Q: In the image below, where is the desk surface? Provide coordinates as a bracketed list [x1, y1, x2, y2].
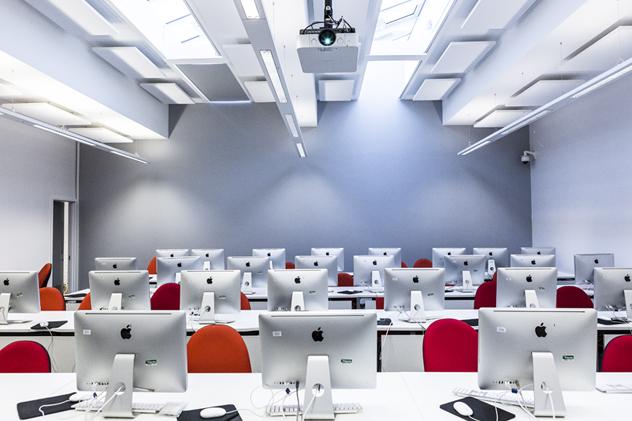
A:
[1, 372, 630, 420]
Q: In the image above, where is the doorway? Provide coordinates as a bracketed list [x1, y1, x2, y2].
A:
[52, 200, 75, 293]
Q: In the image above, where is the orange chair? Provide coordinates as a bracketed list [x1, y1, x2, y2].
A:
[147, 256, 157, 275]
[151, 283, 180, 310]
[423, 319, 478, 372]
[337, 272, 354, 287]
[240, 292, 251, 310]
[413, 258, 432, 268]
[78, 293, 92, 310]
[474, 280, 497, 309]
[556, 286, 593, 308]
[38, 263, 52, 288]
[187, 325, 252, 373]
[285, 261, 295, 269]
[39, 287, 66, 311]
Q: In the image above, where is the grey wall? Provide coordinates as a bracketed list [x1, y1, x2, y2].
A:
[531, 73, 632, 274]
[0, 118, 77, 271]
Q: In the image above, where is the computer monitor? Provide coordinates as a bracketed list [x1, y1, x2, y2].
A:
[267, 269, 329, 311]
[472, 247, 509, 273]
[226, 256, 270, 290]
[156, 256, 203, 285]
[74, 311, 187, 418]
[594, 268, 632, 319]
[353, 255, 396, 288]
[190, 249, 225, 270]
[295, 255, 338, 286]
[88, 271, 151, 311]
[383, 268, 445, 321]
[311, 248, 344, 272]
[574, 253, 615, 284]
[259, 311, 376, 420]
[496, 267, 557, 308]
[155, 249, 189, 258]
[180, 270, 241, 323]
[95, 257, 137, 271]
[444, 255, 486, 288]
[368, 248, 402, 267]
[431, 248, 467, 268]
[253, 248, 286, 269]
[479, 308, 596, 417]
[521, 247, 556, 256]
[0, 271, 40, 324]
[510, 254, 556, 268]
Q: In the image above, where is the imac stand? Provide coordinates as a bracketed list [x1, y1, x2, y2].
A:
[175, 272, 182, 284]
[0, 293, 9, 325]
[525, 290, 540, 309]
[407, 291, 425, 322]
[199, 292, 215, 323]
[291, 291, 305, 311]
[103, 354, 135, 418]
[304, 356, 334, 420]
[532, 352, 566, 417]
[369, 270, 382, 292]
[487, 259, 497, 277]
[108, 293, 123, 311]
[241, 272, 254, 294]
[462, 271, 474, 291]
[625, 290, 632, 321]
[203, 261, 211, 271]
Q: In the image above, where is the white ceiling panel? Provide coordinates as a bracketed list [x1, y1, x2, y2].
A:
[223, 44, 264, 78]
[69, 127, 133, 143]
[568, 25, 632, 71]
[244, 81, 275, 102]
[0, 82, 21, 97]
[461, 0, 535, 31]
[413, 78, 460, 101]
[318, 80, 355, 101]
[2, 102, 90, 126]
[508, 79, 585, 107]
[93, 47, 165, 80]
[140, 83, 194, 104]
[431, 41, 496, 74]
[474, 109, 530, 128]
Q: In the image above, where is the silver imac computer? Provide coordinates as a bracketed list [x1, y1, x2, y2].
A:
[383, 268, 445, 322]
[190, 249, 225, 270]
[472, 247, 509, 276]
[226, 256, 270, 292]
[594, 267, 632, 320]
[253, 248, 287, 269]
[521, 246, 556, 256]
[180, 270, 241, 323]
[353, 255, 396, 290]
[74, 311, 187, 418]
[95, 257, 137, 271]
[311, 248, 344, 272]
[155, 249, 189, 258]
[0, 271, 40, 324]
[267, 269, 329, 311]
[156, 256, 203, 285]
[510, 254, 556, 268]
[574, 253, 614, 284]
[496, 267, 557, 308]
[295, 255, 338, 286]
[368, 248, 402, 267]
[431, 247, 467, 268]
[89, 271, 151, 311]
[479, 308, 596, 417]
[444, 255, 486, 289]
[259, 311, 376, 420]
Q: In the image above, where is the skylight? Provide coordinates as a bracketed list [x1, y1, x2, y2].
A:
[370, 0, 454, 57]
[110, 0, 219, 60]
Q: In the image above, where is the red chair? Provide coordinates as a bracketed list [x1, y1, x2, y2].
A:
[78, 293, 91, 310]
[337, 273, 354, 287]
[151, 283, 180, 310]
[413, 258, 432, 268]
[187, 325, 251, 373]
[474, 280, 497, 309]
[602, 336, 632, 372]
[376, 297, 384, 310]
[556, 286, 593, 308]
[285, 262, 295, 269]
[147, 256, 157, 275]
[401, 261, 408, 268]
[39, 287, 66, 311]
[423, 319, 478, 372]
[0, 341, 51, 373]
[240, 292, 251, 310]
[38, 263, 52, 288]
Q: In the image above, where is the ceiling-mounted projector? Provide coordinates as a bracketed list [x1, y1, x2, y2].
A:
[297, 0, 359, 73]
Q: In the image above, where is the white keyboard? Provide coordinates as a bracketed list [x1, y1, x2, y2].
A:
[453, 387, 534, 408]
[596, 383, 632, 393]
[267, 403, 362, 416]
[73, 400, 163, 414]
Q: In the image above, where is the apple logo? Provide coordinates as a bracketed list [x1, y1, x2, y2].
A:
[489, 252, 493, 256]
[372, 260, 378, 266]
[537, 251, 542, 255]
[311, 327, 324, 342]
[531, 260, 537, 265]
[412, 276, 420, 284]
[535, 323, 547, 338]
[170, 253, 175, 258]
[205, 253, 210, 258]
[294, 277, 301, 284]
[625, 274, 631, 283]
[120, 324, 132, 340]
[463, 261, 469, 266]
[447, 252, 452, 256]
[526, 275, 533, 283]
[245, 262, 251, 268]
[383, 252, 388, 256]
[313, 261, 319, 267]
[267, 252, 271, 257]
[325, 252, 330, 256]
[206, 277, 213, 285]
[3, 279, 9, 286]
[112, 264, 118, 269]
[594, 259, 599, 264]
[114, 278, 121, 286]
[177, 262, 182, 268]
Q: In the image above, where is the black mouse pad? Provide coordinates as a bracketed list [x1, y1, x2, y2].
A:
[31, 321, 67, 330]
[178, 404, 241, 421]
[598, 318, 629, 325]
[377, 318, 392, 326]
[17, 393, 75, 419]
[337, 290, 361, 295]
[440, 397, 515, 421]
[461, 319, 479, 327]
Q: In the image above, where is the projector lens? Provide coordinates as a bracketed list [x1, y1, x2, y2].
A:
[318, 29, 336, 46]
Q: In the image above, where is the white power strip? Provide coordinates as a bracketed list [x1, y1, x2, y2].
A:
[267, 403, 362, 416]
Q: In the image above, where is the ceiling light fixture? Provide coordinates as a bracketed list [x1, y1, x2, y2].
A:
[37, 0, 117, 37]
[2, 102, 90, 126]
[259, 50, 287, 103]
[284, 114, 299, 138]
[296, 142, 307, 158]
[240, 0, 261, 19]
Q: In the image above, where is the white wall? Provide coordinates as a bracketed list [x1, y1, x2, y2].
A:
[0, 118, 77, 271]
[530, 73, 632, 273]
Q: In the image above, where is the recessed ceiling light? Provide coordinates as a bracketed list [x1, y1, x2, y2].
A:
[1, 103, 90, 126]
[296, 142, 306, 158]
[69, 127, 133, 144]
[284, 114, 299, 138]
[259, 50, 287, 103]
[93, 47, 165, 80]
[240, 0, 261, 19]
[140, 83, 194, 104]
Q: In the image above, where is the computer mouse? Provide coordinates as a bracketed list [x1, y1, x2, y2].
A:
[453, 401, 474, 417]
[199, 407, 227, 419]
[68, 393, 91, 402]
[40, 321, 49, 328]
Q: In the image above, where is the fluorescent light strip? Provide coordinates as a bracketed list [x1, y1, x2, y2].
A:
[34, 124, 95, 146]
[240, 0, 261, 19]
[296, 142, 306, 158]
[259, 50, 287, 103]
[284, 114, 299, 137]
[572, 64, 632, 99]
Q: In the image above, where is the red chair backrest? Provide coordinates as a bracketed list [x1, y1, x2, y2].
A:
[413, 258, 432, 268]
[0, 341, 51, 373]
[337, 272, 354, 287]
[240, 292, 251, 310]
[423, 319, 478, 372]
[151, 283, 180, 310]
[38, 263, 52, 288]
[285, 262, 295, 269]
[556, 286, 593, 308]
[376, 297, 384, 310]
[602, 335, 632, 372]
[474, 280, 497, 309]
[401, 261, 408, 268]
[78, 293, 92, 310]
[147, 256, 157, 275]
[39, 287, 66, 311]
[187, 325, 251, 373]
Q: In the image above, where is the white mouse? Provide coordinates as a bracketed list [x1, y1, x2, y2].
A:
[68, 393, 91, 402]
[453, 401, 474, 417]
[199, 407, 227, 419]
